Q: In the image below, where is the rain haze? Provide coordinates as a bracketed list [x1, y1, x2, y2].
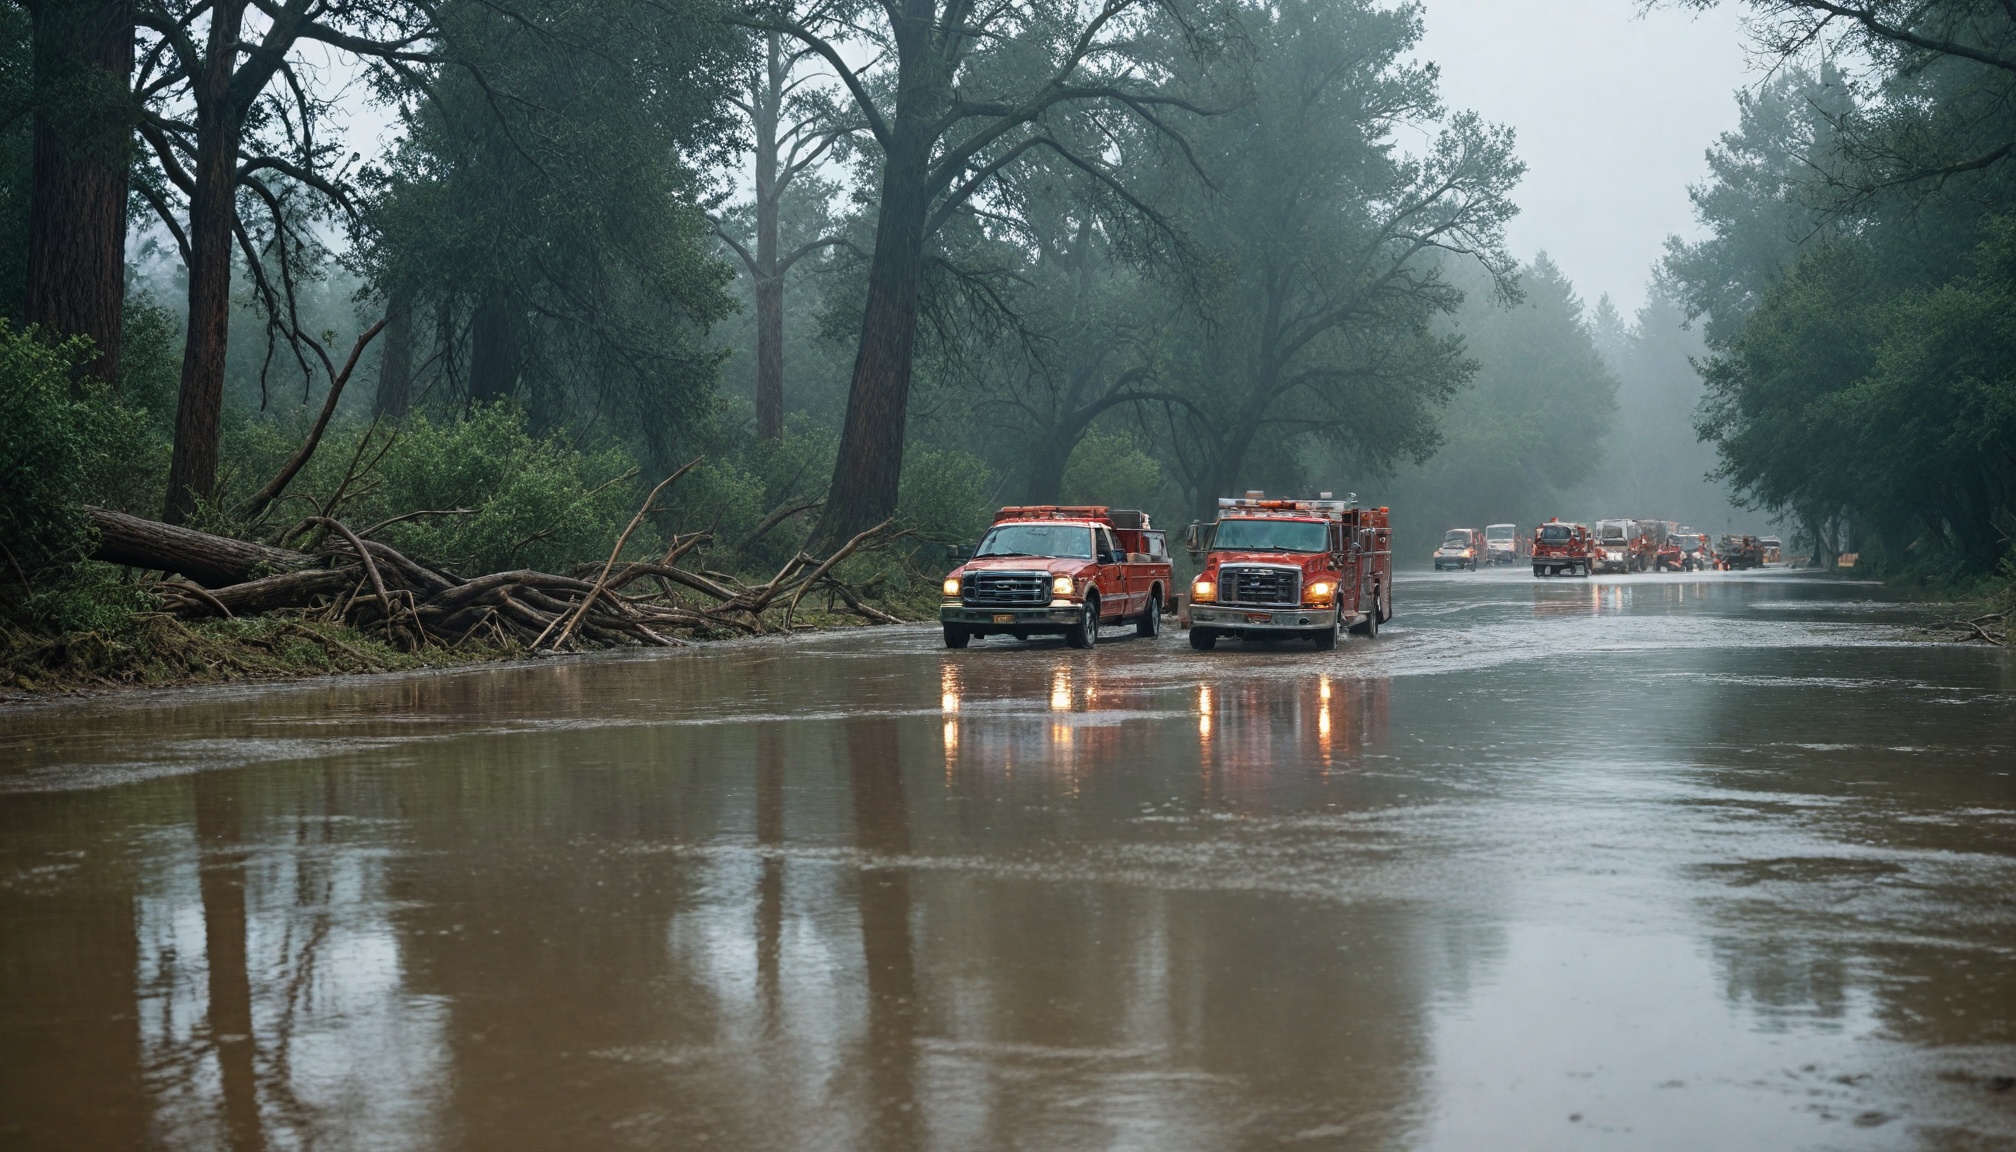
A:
[7, 0, 2016, 1149]
[1420, 0, 1754, 310]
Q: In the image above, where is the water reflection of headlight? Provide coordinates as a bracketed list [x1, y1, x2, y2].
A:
[1050, 668, 1072, 711]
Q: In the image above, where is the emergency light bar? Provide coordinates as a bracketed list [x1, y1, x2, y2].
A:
[1216, 493, 1357, 513]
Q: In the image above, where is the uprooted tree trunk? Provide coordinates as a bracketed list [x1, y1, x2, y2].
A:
[84, 496, 900, 653]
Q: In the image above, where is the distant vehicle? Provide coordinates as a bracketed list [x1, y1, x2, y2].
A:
[1184, 493, 1392, 650]
[1671, 529, 1713, 572]
[1652, 520, 1686, 572]
[1758, 536, 1784, 564]
[1717, 534, 1764, 571]
[1593, 519, 1642, 574]
[1483, 523, 1524, 565]
[1531, 519, 1595, 578]
[1434, 527, 1484, 571]
[940, 505, 1171, 648]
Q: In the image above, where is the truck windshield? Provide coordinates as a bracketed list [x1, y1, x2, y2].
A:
[1485, 526, 1513, 541]
[974, 523, 1093, 559]
[1598, 524, 1627, 540]
[1442, 530, 1470, 546]
[1538, 524, 1574, 543]
[1212, 519, 1328, 553]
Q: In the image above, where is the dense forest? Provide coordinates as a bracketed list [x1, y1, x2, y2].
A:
[1, 0, 2011, 678]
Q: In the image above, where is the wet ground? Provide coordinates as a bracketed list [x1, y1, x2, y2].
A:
[3, 568, 2015, 1151]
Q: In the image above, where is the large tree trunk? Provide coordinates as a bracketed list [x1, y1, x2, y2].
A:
[24, 0, 132, 384]
[162, 0, 249, 523]
[87, 505, 311, 586]
[467, 292, 523, 404]
[373, 287, 414, 418]
[752, 33, 785, 442]
[809, 126, 933, 551]
[753, 244, 784, 441]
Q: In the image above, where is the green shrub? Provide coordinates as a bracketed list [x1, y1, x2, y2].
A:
[364, 404, 650, 575]
[1062, 428, 1171, 515]
[0, 323, 159, 586]
[898, 445, 995, 544]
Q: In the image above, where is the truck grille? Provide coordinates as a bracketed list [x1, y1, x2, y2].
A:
[963, 571, 1050, 606]
[1221, 565, 1299, 606]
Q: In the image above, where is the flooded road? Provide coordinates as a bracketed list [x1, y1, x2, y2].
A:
[3, 569, 2014, 1151]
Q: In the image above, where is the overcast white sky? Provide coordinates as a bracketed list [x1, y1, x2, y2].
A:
[1415, 0, 1756, 316]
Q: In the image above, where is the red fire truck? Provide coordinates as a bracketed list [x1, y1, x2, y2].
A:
[1182, 493, 1392, 651]
[940, 506, 1172, 649]
[1531, 519, 1595, 577]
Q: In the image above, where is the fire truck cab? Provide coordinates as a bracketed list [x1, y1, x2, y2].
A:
[1532, 519, 1595, 578]
[940, 506, 1172, 649]
[1182, 493, 1392, 651]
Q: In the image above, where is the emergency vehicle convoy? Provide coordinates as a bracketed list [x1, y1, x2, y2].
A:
[1183, 493, 1392, 651]
[1531, 519, 1596, 577]
[939, 506, 1172, 648]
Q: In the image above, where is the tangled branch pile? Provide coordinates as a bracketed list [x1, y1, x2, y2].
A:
[1924, 613, 2009, 647]
[86, 472, 901, 654]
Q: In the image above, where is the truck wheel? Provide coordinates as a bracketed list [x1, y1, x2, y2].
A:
[1135, 591, 1162, 638]
[1065, 598, 1098, 649]
[1574, 563, 1589, 578]
[943, 625, 971, 649]
[1534, 564, 1547, 578]
[1189, 627, 1218, 651]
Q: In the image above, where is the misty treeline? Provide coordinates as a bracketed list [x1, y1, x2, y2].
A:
[4, 0, 1569, 627]
[1657, 0, 2016, 580]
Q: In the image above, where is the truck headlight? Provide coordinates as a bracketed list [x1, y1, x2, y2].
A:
[1052, 574, 1075, 597]
[1191, 579, 1216, 603]
[942, 576, 961, 598]
[1305, 581, 1334, 604]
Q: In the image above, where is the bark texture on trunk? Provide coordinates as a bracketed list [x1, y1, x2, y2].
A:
[162, 0, 249, 522]
[467, 293, 524, 404]
[811, 130, 932, 551]
[374, 288, 414, 418]
[24, 0, 133, 384]
[752, 34, 786, 441]
[87, 506, 312, 586]
[754, 262, 785, 441]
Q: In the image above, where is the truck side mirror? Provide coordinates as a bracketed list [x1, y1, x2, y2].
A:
[947, 543, 973, 561]
[1183, 522, 1206, 557]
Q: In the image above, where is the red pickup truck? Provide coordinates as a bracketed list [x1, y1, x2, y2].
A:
[940, 506, 1172, 648]
[1531, 519, 1595, 577]
[1183, 493, 1392, 651]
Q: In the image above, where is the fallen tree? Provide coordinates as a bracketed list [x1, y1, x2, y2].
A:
[82, 471, 902, 652]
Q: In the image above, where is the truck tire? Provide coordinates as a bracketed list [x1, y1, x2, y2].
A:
[1065, 598, 1098, 649]
[1350, 602, 1380, 638]
[1574, 563, 1590, 578]
[1314, 608, 1340, 650]
[1534, 564, 1547, 577]
[1189, 627, 1218, 651]
[1135, 591, 1162, 638]
[943, 625, 971, 649]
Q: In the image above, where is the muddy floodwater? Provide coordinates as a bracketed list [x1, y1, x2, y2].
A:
[3, 570, 2015, 1151]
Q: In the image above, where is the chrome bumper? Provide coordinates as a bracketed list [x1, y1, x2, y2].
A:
[1187, 605, 1330, 632]
[942, 603, 1081, 628]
